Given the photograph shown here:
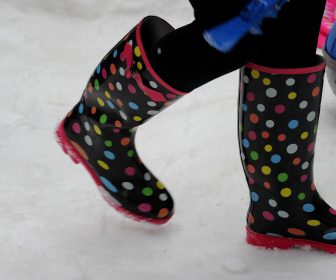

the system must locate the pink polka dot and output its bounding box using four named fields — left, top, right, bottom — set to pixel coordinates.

left=125, top=167, right=136, bottom=176
left=300, top=174, right=308, bottom=182
left=113, top=128, right=120, bottom=134
left=307, top=142, right=315, bottom=153
left=138, top=203, right=152, bottom=213
left=248, top=131, right=257, bottom=141
left=247, top=92, right=255, bottom=102
left=275, top=104, right=286, bottom=114
left=167, top=93, right=177, bottom=99
left=263, top=211, right=275, bottom=221
left=102, top=68, right=107, bottom=79
left=248, top=178, right=255, bottom=185
left=128, top=84, right=136, bottom=94
left=72, top=123, right=81, bottom=134
left=307, top=74, right=317, bottom=84
left=329, top=208, right=336, bottom=215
